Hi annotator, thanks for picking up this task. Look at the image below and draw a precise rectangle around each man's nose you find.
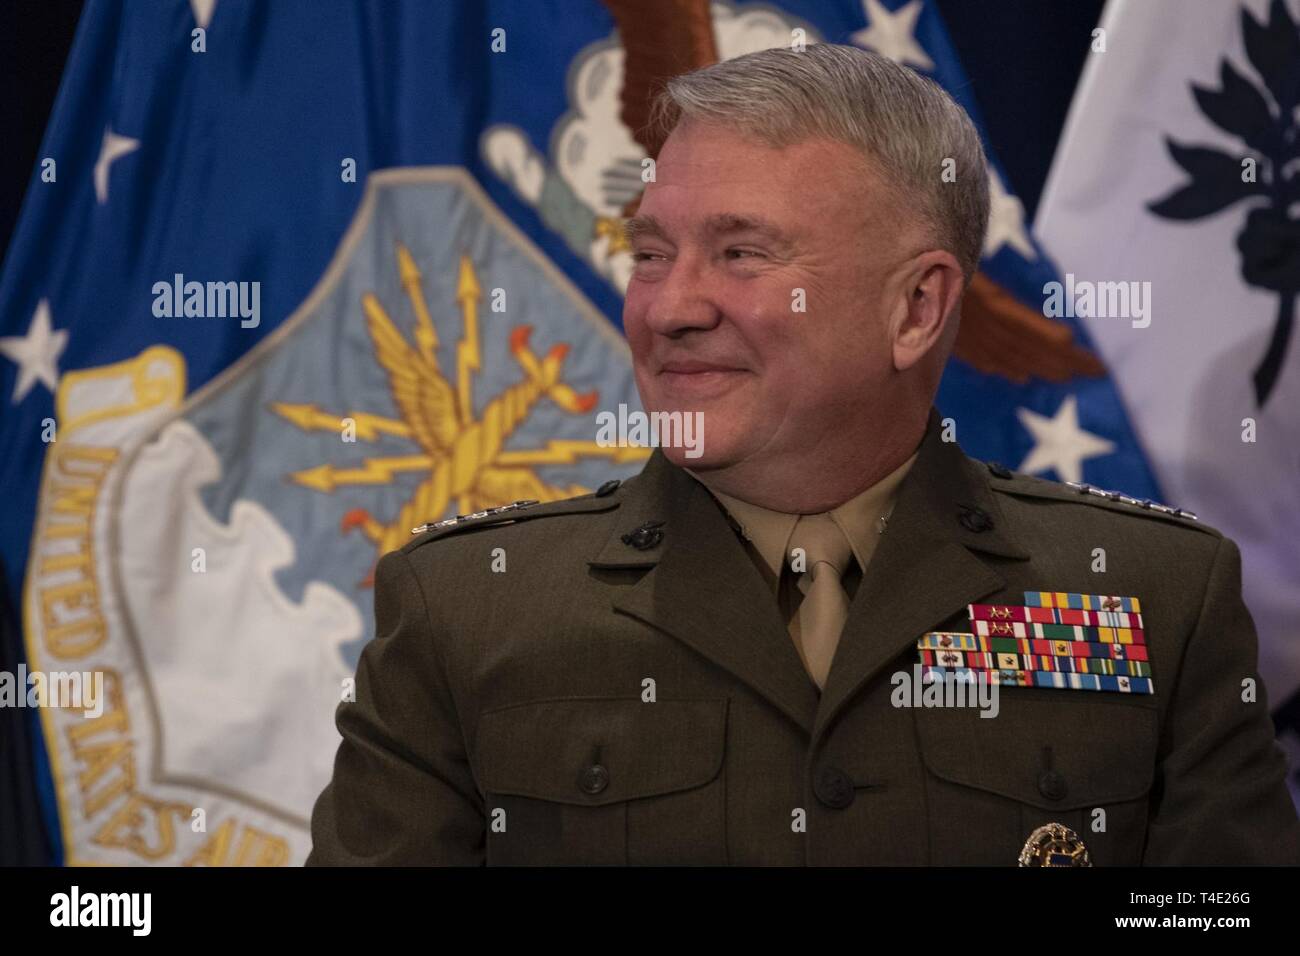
[641,255,723,337]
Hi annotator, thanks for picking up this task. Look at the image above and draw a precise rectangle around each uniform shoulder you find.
[398,478,627,555]
[979,460,1221,539]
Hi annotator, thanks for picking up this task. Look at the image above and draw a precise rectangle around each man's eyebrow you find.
[701,213,791,244]
[623,214,667,244]
[623,212,793,246]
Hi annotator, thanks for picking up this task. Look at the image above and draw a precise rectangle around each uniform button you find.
[621,520,665,550]
[959,506,993,533]
[814,766,855,809]
[986,461,1013,479]
[1037,769,1068,801]
[578,764,609,795]
[596,479,621,497]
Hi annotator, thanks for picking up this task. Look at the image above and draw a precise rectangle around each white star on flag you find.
[1016,395,1115,483]
[851,0,935,71]
[984,171,1036,260]
[0,299,68,403]
[94,127,141,204]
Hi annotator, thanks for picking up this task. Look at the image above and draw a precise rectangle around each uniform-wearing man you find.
[308,44,1300,865]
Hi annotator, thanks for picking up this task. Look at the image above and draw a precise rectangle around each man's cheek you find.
[622,315,652,360]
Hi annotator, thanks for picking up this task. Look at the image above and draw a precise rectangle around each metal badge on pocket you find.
[1018,822,1092,867]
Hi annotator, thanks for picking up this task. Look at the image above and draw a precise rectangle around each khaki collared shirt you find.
[688,452,918,620]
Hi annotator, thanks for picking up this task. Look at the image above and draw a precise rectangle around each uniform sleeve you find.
[306,548,484,865]
[1142,534,1300,864]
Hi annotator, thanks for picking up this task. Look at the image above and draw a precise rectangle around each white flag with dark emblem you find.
[1036,0,1300,747]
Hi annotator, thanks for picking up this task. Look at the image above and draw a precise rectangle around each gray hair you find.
[648,43,989,280]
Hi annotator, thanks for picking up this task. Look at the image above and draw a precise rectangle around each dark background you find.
[0,0,1107,864]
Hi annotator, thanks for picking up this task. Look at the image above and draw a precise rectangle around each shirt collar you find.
[687,451,919,584]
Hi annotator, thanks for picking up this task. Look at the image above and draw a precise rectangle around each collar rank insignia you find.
[916,592,1153,694]
[1018,823,1092,867]
[1064,481,1198,520]
[411,499,539,534]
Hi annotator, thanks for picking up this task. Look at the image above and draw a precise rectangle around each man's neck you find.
[686,419,928,514]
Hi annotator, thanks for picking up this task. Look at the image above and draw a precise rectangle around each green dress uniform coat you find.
[307,409,1300,865]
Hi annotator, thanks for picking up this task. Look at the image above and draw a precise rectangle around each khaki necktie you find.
[788,513,854,689]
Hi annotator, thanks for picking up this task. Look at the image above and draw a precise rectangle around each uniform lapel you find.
[813,410,1031,739]
[594,450,821,734]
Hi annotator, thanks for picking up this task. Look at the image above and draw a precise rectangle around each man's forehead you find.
[624,210,795,244]
[653,133,803,185]
[639,127,882,233]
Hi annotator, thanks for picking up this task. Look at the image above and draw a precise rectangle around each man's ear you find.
[890,251,965,372]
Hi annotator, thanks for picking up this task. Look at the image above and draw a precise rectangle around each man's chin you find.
[635,395,752,468]
[658,435,738,470]
[660,444,706,468]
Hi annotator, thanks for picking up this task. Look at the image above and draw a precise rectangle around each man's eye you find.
[726,249,761,260]
[631,252,664,262]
